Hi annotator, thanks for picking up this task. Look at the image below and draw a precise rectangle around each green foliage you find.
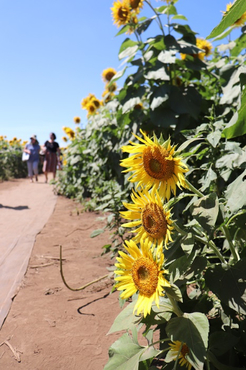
[0,137,28,180]
[55,0,246,368]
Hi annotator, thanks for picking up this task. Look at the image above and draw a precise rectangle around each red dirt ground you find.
[0,192,123,370]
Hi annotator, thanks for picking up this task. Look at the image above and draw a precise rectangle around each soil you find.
[0,189,123,369]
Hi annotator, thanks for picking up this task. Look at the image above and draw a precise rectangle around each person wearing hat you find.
[23,135,40,182]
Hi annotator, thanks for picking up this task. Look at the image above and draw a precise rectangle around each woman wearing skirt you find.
[42,132,60,183]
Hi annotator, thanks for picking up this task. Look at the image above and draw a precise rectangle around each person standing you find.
[23,135,40,182]
[42,132,60,183]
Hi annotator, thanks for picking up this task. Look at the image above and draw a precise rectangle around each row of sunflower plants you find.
[101,0,246,369]
[0,135,28,180]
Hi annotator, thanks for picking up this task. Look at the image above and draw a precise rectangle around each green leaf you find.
[157,50,176,64]
[136,17,155,35]
[205,259,246,315]
[192,193,219,234]
[119,38,138,54]
[150,84,170,110]
[115,25,130,36]
[224,169,246,214]
[199,166,217,192]
[223,88,246,139]
[171,14,188,21]
[207,130,221,148]
[104,333,159,370]
[144,67,170,81]
[207,0,246,39]
[90,228,105,238]
[166,312,209,369]
[165,284,183,302]
[108,301,140,334]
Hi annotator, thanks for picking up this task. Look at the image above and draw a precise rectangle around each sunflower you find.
[62,136,68,142]
[166,341,192,370]
[134,102,143,110]
[106,82,117,93]
[129,0,144,13]
[81,93,95,109]
[73,116,81,124]
[223,3,246,27]
[102,68,117,83]
[196,38,213,60]
[121,187,173,249]
[87,102,98,116]
[121,130,188,200]
[114,239,170,317]
[181,38,212,61]
[111,0,131,27]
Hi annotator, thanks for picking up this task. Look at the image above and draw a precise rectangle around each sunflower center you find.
[181,344,189,357]
[132,257,159,297]
[118,7,129,21]
[143,146,175,180]
[105,72,115,81]
[130,0,140,9]
[142,203,167,239]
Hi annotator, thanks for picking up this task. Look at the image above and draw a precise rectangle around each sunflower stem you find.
[168,296,183,317]
[173,342,184,370]
[145,0,165,37]
[173,223,227,265]
[221,225,239,262]
[185,179,204,198]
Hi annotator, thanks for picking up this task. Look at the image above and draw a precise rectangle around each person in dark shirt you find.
[42,132,60,183]
[23,135,40,182]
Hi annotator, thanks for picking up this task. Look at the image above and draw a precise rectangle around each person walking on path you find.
[23,135,40,183]
[42,132,60,183]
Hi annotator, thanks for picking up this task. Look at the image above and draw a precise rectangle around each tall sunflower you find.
[114,239,170,317]
[111,0,131,27]
[120,129,188,200]
[121,187,173,249]
[166,341,192,370]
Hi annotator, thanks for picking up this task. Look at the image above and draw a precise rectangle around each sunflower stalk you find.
[173,223,227,264]
[185,179,204,198]
[221,224,239,262]
[168,296,183,317]
[145,0,165,37]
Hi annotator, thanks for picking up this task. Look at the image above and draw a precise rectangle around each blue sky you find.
[0,0,236,147]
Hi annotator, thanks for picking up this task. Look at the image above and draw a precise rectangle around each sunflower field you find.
[0,136,28,180]
[56,0,246,368]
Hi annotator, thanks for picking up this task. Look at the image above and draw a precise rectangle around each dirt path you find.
[0,180,122,369]
[0,175,57,328]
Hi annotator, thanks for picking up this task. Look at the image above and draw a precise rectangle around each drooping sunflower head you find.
[134,102,143,110]
[121,130,188,200]
[111,0,131,27]
[106,82,117,93]
[166,341,192,370]
[114,239,170,317]
[73,116,81,124]
[196,38,213,60]
[102,67,117,83]
[121,187,173,249]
